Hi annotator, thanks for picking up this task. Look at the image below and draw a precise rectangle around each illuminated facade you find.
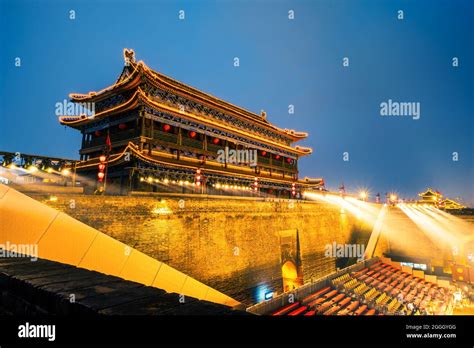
[417,188,465,210]
[440,198,466,210]
[59,49,323,196]
[418,188,442,205]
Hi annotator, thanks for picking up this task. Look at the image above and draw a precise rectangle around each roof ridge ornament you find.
[260,110,267,119]
[123,48,136,66]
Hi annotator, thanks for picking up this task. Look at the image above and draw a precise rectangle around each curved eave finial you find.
[284,128,309,138]
[295,145,313,155]
[302,176,324,184]
[58,114,89,125]
[123,48,136,66]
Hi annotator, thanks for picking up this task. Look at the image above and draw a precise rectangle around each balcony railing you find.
[85,129,137,148]
[153,130,178,144]
[207,143,222,154]
[181,137,204,150]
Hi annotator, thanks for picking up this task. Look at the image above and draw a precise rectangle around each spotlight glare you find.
[28,165,38,173]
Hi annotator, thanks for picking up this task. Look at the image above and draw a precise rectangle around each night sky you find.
[1,0,472,205]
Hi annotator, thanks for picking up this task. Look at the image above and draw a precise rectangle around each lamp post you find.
[98,154,107,193]
[71,162,77,188]
[195,168,202,194]
[99,131,112,193]
[359,191,368,201]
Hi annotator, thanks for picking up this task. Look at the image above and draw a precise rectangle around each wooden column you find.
[149,120,155,154]
[224,139,228,168]
[140,112,145,151]
[141,113,145,136]
[177,127,182,160]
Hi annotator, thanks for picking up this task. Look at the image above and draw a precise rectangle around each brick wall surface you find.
[35,194,371,304]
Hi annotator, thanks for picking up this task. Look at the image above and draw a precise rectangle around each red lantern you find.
[212,138,220,145]
[99,155,107,163]
[94,130,101,137]
[189,131,197,138]
[118,123,127,130]
[98,172,105,180]
[261,151,267,156]
[287,158,292,163]
[98,164,105,171]
[163,124,171,132]
[275,155,281,160]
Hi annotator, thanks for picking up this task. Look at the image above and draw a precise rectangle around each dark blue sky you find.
[1,0,472,205]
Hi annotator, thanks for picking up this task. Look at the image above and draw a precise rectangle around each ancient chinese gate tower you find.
[59,49,322,195]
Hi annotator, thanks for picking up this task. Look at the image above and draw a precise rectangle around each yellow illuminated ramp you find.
[364,204,388,260]
[0,184,239,307]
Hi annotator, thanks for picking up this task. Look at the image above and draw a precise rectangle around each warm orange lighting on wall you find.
[28,166,38,173]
